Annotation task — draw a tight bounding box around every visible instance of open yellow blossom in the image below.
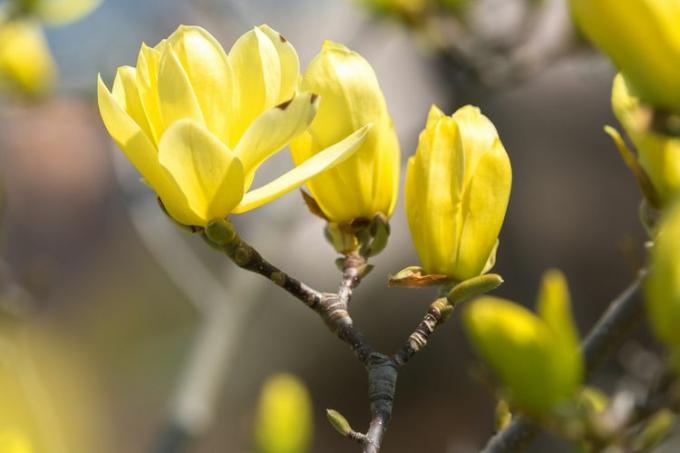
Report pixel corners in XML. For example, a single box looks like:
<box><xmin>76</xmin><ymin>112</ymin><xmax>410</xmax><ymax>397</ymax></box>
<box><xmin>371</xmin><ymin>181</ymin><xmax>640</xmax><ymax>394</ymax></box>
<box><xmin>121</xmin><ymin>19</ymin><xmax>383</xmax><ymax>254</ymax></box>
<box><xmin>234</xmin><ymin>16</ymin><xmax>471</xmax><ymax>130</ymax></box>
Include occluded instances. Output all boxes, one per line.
<box><xmin>98</xmin><ymin>25</ymin><xmax>369</xmax><ymax>227</ymax></box>
<box><xmin>465</xmin><ymin>270</ymin><xmax>583</xmax><ymax>414</ymax></box>
<box><xmin>290</xmin><ymin>41</ymin><xmax>400</xmax><ymax>222</ymax></box>
<box><xmin>0</xmin><ymin>19</ymin><xmax>56</xmax><ymax>95</ymax></box>
<box><xmin>569</xmin><ymin>0</ymin><xmax>680</xmax><ymax>113</ymax></box>
<box><xmin>405</xmin><ymin>105</ymin><xmax>511</xmax><ymax>281</ymax></box>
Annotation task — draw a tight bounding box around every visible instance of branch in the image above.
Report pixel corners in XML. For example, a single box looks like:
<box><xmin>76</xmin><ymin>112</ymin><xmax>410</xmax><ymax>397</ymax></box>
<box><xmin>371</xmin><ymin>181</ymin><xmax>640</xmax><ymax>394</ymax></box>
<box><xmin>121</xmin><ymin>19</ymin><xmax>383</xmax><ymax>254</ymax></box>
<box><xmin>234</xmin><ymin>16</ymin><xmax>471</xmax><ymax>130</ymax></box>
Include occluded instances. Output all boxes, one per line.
<box><xmin>481</xmin><ymin>273</ymin><xmax>645</xmax><ymax>453</ymax></box>
<box><xmin>203</xmin><ymin>222</ymin><xmax>486</xmax><ymax>453</ymax></box>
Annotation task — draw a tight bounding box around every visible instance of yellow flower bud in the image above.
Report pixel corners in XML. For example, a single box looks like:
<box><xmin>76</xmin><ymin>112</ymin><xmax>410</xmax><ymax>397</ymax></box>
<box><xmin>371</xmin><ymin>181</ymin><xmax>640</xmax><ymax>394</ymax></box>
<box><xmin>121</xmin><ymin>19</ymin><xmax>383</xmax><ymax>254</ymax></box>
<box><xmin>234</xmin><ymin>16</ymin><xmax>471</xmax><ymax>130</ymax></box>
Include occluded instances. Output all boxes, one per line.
<box><xmin>290</xmin><ymin>41</ymin><xmax>400</xmax><ymax>223</ymax></box>
<box><xmin>405</xmin><ymin>105</ymin><xmax>511</xmax><ymax>281</ymax></box>
<box><xmin>646</xmin><ymin>203</ymin><xmax>680</xmax><ymax>370</ymax></box>
<box><xmin>33</xmin><ymin>0</ymin><xmax>101</xmax><ymax>26</ymax></box>
<box><xmin>464</xmin><ymin>270</ymin><xmax>583</xmax><ymax>414</ymax></box>
<box><xmin>0</xmin><ymin>20</ymin><xmax>56</xmax><ymax>95</ymax></box>
<box><xmin>611</xmin><ymin>73</ymin><xmax>680</xmax><ymax>204</ymax></box>
<box><xmin>98</xmin><ymin>26</ymin><xmax>369</xmax><ymax>227</ymax></box>
<box><xmin>254</xmin><ymin>373</ymin><xmax>313</xmax><ymax>453</ymax></box>
<box><xmin>569</xmin><ymin>0</ymin><xmax>680</xmax><ymax>113</ymax></box>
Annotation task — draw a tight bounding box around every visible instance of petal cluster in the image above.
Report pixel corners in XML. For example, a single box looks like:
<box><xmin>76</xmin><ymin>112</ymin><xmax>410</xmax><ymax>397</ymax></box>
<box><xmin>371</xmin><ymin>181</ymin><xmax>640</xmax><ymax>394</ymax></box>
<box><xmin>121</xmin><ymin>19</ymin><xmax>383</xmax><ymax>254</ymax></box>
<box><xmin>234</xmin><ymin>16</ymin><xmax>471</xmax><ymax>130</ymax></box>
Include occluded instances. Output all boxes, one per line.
<box><xmin>98</xmin><ymin>25</ymin><xmax>368</xmax><ymax>226</ymax></box>
<box><xmin>569</xmin><ymin>0</ymin><xmax>680</xmax><ymax>113</ymax></box>
<box><xmin>405</xmin><ymin>105</ymin><xmax>511</xmax><ymax>280</ymax></box>
<box><xmin>290</xmin><ymin>41</ymin><xmax>400</xmax><ymax>222</ymax></box>
<box><xmin>464</xmin><ymin>271</ymin><xmax>583</xmax><ymax>414</ymax></box>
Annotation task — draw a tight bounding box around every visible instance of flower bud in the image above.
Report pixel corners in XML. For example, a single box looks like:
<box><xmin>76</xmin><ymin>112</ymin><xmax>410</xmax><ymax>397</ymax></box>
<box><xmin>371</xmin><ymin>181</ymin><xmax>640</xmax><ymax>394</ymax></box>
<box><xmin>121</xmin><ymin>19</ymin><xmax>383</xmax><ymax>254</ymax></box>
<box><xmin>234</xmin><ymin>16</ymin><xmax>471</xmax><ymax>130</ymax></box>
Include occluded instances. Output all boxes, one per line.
<box><xmin>254</xmin><ymin>373</ymin><xmax>313</xmax><ymax>453</ymax></box>
<box><xmin>646</xmin><ymin>202</ymin><xmax>680</xmax><ymax>371</ymax></box>
<box><xmin>290</xmin><ymin>41</ymin><xmax>400</xmax><ymax>223</ymax></box>
<box><xmin>464</xmin><ymin>270</ymin><xmax>582</xmax><ymax>414</ymax></box>
<box><xmin>405</xmin><ymin>105</ymin><xmax>511</xmax><ymax>281</ymax></box>
<box><xmin>0</xmin><ymin>20</ymin><xmax>55</xmax><ymax>95</ymax></box>
<box><xmin>611</xmin><ymin>73</ymin><xmax>680</xmax><ymax>204</ymax></box>
<box><xmin>569</xmin><ymin>0</ymin><xmax>680</xmax><ymax>113</ymax></box>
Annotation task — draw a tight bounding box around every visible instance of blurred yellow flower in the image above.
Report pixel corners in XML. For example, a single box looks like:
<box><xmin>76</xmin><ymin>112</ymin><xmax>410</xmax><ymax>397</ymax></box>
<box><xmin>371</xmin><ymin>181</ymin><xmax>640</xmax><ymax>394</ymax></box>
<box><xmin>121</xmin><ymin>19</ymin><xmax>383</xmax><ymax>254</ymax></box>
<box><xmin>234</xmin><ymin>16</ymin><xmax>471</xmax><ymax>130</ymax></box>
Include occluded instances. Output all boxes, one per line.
<box><xmin>611</xmin><ymin>73</ymin><xmax>680</xmax><ymax>204</ymax></box>
<box><xmin>646</xmin><ymin>203</ymin><xmax>680</xmax><ymax>369</ymax></box>
<box><xmin>0</xmin><ymin>19</ymin><xmax>56</xmax><ymax>95</ymax></box>
<box><xmin>464</xmin><ymin>270</ymin><xmax>583</xmax><ymax>414</ymax></box>
<box><xmin>98</xmin><ymin>25</ymin><xmax>369</xmax><ymax>227</ymax></box>
<box><xmin>254</xmin><ymin>373</ymin><xmax>313</xmax><ymax>453</ymax></box>
<box><xmin>31</xmin><ymin>0</ymin><xmax>101</xmax><ymax>25</ymax></box>
<box><xmin>569</xmin><ymin>0</ymin><xmax>680</xmax><ymax>113</ymax></box>
<box><xmin>0</xmin><ymin>429</ymin><xmax>34</xmax><ymax>453</ymax></box>
<box><xmin>405</xmin><ymin>105</ymin><xmax>511</xmax><ymax>281</ymax></box>
<box><xmin>0</xmin><ymin>324</ymin><xmax>109</xmax><ymax>453</ymax></box>
<box><xmin>290</xmin><ymin>41</ymin><xmax>400</xmax><ymax>223</ymax></box>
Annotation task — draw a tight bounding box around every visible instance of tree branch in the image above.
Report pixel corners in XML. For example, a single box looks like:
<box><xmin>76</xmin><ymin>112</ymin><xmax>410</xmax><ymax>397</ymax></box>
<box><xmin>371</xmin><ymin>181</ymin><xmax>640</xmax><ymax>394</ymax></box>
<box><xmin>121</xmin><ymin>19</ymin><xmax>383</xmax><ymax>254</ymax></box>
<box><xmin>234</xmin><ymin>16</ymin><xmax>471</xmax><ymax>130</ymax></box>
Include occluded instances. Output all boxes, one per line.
<box><xmin>481</xmin><ymin>273</ymin><xmax>645</xmax><ymax>453</ymax></box>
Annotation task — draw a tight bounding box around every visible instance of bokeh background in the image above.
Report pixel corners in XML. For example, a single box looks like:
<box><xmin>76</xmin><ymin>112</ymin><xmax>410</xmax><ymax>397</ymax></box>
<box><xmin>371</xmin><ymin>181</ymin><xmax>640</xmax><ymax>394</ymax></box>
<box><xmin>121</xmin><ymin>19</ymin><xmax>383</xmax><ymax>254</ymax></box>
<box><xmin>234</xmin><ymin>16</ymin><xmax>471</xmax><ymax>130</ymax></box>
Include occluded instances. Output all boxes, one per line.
<box><xmin>0</xmin><ymin>0</ymin><xmax>665</xmax><ymax>451</ymax></box>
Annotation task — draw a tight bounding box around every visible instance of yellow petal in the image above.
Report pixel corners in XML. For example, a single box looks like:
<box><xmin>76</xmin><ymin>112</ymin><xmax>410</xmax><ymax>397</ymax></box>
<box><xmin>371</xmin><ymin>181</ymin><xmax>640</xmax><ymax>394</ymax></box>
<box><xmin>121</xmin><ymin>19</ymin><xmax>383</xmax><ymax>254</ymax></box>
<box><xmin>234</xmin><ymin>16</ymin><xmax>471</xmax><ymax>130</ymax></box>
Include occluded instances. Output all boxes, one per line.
<box><xmin>569</xmin><ymin>0</ymin><xmax>680</xmax><ymax>112</ymax></box>
<box><xmin>646</xmin><ymin>203</ymin><xmax>680</xmax><ymax>350</ymax></box>
<box><xmin>157</xmin><ymin>119</ymin><xmax>244</xmax><ymax>222</ymax></box>
<box><xmin>157</xmin><ymin>46</ymin><xmax>205</xmax><ymax>131</ymax></box>
<box><xmin>257</xmin><ymin>25</ymin><xmax>300</xmax><ymax>102</ymax></box>
<box><xmin>167</xmin><ymin>25</ymin><xmax>233</xmax><ymax>142</ymax></box>
<box><xmin>455</xmin><ymin>138</ymin><xmax>512</xmax><ymax>278</ymax></box>
<box><xmin>112</xmin><ymin>66</ymin><xmax>155</xmax><ymax>144</ymax></box>
<box><xmin>405</xmin><ymin>115</ymin><xmax>464</xmax><ymax>276</ymax></box>
<box><xmin>35</xmin><ymin>0</ymin><xmax>101</xmax><ymax>25</ymax></box>
<box><xmin>135</xmin><ymin>43</ymin><xmax>164</xmax><ymax>144</ymax></box>
<box><xmin>537</xmin><ymin>270</ymin><xmax>583</xmax><ymax>394</ymax></box>
<box><xmin>235</xmin><ymin>91</ymin><xmax>319</xmax><ymax>184</ymax></box>
<box><xmin>228</xmin><ymin>27</ymin><xmax>283</xmax><ymax>146</ymax></box>
<box><xmin>233</xmin><ymin>125</ymin><xmax>370</xmax><ymax>214</ymax></box>
<box><xmin>97</xmin><ymin>75</ymin><xmax>200</xmax><ymax>225</ymax></box>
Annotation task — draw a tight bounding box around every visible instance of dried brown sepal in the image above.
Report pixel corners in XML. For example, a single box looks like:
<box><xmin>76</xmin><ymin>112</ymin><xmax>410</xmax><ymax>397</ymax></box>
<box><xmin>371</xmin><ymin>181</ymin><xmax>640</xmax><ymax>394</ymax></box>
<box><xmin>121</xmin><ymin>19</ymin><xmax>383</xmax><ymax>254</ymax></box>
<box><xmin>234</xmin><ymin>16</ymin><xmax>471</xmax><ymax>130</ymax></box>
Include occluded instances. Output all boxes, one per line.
<box><xmin>387</xmin><ymin>266</ymin><xmax>451</xmax><ymax>288</ymax></box>
<box><xmin>300</xmin><ymin>189</ymin><xmax>329</xmax><ymax>221</ymax></box>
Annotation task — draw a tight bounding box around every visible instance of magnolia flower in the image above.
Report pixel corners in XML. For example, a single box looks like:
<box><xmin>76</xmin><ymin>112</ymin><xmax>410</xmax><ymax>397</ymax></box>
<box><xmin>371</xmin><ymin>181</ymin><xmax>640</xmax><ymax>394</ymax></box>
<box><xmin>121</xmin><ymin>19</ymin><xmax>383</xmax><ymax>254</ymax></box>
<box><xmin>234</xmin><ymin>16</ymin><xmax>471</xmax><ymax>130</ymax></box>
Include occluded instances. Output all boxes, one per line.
<box><xmin>610</xmin><ymin>73</ymin><xmax>680</xmax><ymax>204</ymax></box>
<box><xmin>405</xmin><ymin>105</ymin><xmax>511</xmax><ymax>281</ymax></box>
<box><xmin>0</xmin><ymin>20</ymin><xmax>55</xmax><ymax>95</ymax></box>
<box><xmin>646</xmin><ymin>203</ymin><xmax>680</xmax><ymax>372</ymax></box>
<box><xmin>290</xmin><ymin>41</ymin><xmax>400</xmax><ymax>223</ymax></box>
<box><xmin>569</xmin><ymin>0</ymin><xmax>680</xmax><ymax>113</ymax></box>
<box><xmin>0</xmin><ymin>0</ymin><xmax>100</xmax><ymax>95</ymax></box>
<box><xmin>98</xmin><ymin>25</ymin><xmax>368</xmax><ymax>226</ymax></box>
<box><xmin>465</xmin><ymin>270</ymin><xmax>583</xmax><ymax>414</ymax></box>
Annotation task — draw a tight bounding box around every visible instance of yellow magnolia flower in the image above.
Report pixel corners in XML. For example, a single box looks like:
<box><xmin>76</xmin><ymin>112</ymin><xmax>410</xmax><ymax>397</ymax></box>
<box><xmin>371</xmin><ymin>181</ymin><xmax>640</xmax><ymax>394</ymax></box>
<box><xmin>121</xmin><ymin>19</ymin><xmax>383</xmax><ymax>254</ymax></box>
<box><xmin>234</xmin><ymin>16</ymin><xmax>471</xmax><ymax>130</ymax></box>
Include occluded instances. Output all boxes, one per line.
<box><xmin>0</xmin><ymin>19</ymin><xmax>56</xmax><ymax>95</ymax></box>
<box><xmin>254</xmin><ymin>373</ymin><xmax>313</xmax><ymax>453</ymax></box>
<box><xmin>646</xmin><ymin>203</ymin><xmax>680</xmax><ymax>369</ymax></box>
<box><xmin>569</xmin><ymin>0</ymin><xmax>680</xmax><ymax>113</ymax></box>
<box><xmin>611</xmin><ymin>73</ymin><xmax>680</xmax><ymax>204</ymax></box>
<box><xmin>31</xmin><ymin>0</ymin><xmax>102</xmax><ymax>25</ymax></box>
<box><xmin>405</xmin><ymin>105</ymin><xmax>511</xmax><ymax>281</ymax></box>
<box><xmin>290</xmin><ymin>41</ymin><xmax>400</xmax><ymax>223</ymax></box>
<box><xmin>464</xmin><ymin>270</ymin><xmax>583</xmax><ymax>414</ymax></box>
<box><xmin>98</xmin><ymin>25</ymin><xmax>369</xmax><ymax>227</ymax></box>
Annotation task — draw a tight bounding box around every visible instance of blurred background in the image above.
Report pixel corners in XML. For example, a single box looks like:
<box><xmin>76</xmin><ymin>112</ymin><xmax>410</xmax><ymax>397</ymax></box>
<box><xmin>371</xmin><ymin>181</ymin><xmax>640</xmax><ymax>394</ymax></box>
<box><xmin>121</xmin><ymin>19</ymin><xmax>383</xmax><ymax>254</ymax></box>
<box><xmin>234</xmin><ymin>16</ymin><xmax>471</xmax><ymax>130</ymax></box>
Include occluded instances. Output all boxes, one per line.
<box><xmin>0</xmin><ymin>0</ymin><xmax>662</xmax><ymax>451</ymax></box>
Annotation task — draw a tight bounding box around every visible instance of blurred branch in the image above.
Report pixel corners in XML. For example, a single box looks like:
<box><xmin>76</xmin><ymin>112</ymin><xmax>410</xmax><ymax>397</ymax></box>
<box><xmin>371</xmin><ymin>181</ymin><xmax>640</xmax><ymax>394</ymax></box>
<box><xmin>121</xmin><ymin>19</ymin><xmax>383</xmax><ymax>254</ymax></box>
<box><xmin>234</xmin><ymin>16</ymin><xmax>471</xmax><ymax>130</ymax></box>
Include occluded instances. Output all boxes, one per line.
<box><xmin>481</xmin><ymin>272</ymin><xmax>645</xmax><ymax>453</ymax></box>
